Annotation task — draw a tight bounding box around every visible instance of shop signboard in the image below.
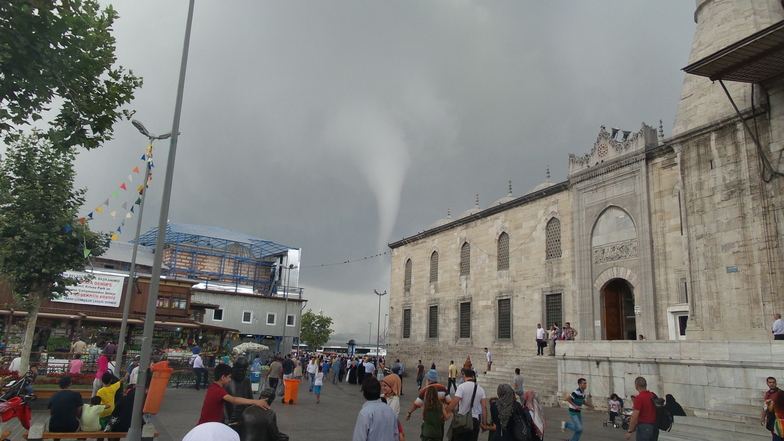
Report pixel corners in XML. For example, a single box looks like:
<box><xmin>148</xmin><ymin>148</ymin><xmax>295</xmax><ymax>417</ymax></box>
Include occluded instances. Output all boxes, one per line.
<box><xmin>52</xmin><ymin>271</ymin><xmax>125</xmax><ymax>308</ymax></box>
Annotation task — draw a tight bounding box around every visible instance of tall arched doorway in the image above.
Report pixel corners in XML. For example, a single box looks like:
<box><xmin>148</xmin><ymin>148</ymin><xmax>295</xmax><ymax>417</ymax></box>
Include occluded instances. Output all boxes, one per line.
<box><xmin>603</xmin><ymin>278</ymin><xmax>636</xmax><ymax>340</ymax></box>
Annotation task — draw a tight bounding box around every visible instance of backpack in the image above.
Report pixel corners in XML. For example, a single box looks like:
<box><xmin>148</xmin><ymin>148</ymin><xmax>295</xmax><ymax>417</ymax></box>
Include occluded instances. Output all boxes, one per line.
<box><xmin>653</xmin><ymin>395</ymin><xmax>673</xmax><ymax>432</ymax></box>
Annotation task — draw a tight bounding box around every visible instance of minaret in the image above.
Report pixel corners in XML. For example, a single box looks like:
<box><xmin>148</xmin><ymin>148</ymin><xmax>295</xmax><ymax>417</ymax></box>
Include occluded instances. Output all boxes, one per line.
<box><xmin>672</xmin><ymin>0</ymin><xmax>784</xmax><ymax>137</ymax></box>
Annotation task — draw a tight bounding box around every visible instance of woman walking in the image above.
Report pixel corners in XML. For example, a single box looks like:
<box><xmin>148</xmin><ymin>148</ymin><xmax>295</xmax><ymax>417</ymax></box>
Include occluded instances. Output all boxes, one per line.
<box><xmin>347</xmin><ymin>360</ymin><xmax>358</xmax><ymax>385</ymax></box>
<box><xmin>489</xmin><ymin>384</ymin><xmax>525</xmax><ymax>441</ymax></box>
<box><xmin>420</xmin><ymin>384</ymin><xmax>449</xmax><ymax>441</ymax></box>
<box><xmin>381</xmin><ymin>373</ymin><xmax>401</xmax><ymax>418</ymax></box>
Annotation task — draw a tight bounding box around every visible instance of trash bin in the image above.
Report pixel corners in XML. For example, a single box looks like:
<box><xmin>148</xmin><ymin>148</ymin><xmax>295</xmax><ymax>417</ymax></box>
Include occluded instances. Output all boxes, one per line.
<box><xmin>143</xmin><ymin>361</ymin><xmax>173</xmax><ymax>414</ymax></box>
<box><xmin>250</xmin><ymin>372</ymin><xmax>261</xmax><ymax>382</ymax></box>
<box><xmin>282</xmin><ymin>378</ymin><xmax>301</xmax><ymax>405</ymax></box>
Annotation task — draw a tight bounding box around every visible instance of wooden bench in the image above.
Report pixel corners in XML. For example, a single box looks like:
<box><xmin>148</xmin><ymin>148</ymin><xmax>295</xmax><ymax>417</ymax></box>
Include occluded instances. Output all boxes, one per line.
<box><xmin>1</xmin><ymin>430</ymin><xmax>12</xmax><ymax>440</ymax></box>
<box><xmin>23</xmin><ymin>422</ymin><xmax>158</xmax><ymax>441</ymax></box>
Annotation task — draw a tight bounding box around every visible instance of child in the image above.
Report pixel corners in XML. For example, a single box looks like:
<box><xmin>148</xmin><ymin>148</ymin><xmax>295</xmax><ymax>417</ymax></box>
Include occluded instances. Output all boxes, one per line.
<box><xmin>484</xmin><ymin>396</ymin><xmax>499</xmax><ymax>440</ymax></box>
<box><xmin>608</xmin><ymin>393</ymin><xmax>622</xmax><ymax>425</ymax></box>
<box><xmin>197</xmin><ymin>363</ymin><xmax>269</xmax><ymax>425</ymax></box>
<box><xmin>96</xmin><ymin>371</ymin><xmax>128</xmax><ymax>428</ymax></box>
<box><xmin>420</xmin><ymin>385</ymin><xmax>449</xmax><ymax>441</ymax></box>
<box><xmin>314</xmin><ymin>370</ymin><xmax>324</xmax><ymax>404</ymax></box>
<box><xmin>69</xmin><ymin>354</ymin><xmax>83</xmax><ymax>375</ymax></box>
<box><xmin>80</xmin><ymin>395</ymin><xmax>109</xmax><ymax>431</ymax></box>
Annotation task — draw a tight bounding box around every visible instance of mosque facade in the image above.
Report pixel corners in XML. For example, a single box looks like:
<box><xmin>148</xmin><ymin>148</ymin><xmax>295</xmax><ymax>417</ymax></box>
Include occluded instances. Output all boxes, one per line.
<box><xmin>387</xmin><ymin>2</ymin><xmax>784</xmax><ymax>425</ymax></box>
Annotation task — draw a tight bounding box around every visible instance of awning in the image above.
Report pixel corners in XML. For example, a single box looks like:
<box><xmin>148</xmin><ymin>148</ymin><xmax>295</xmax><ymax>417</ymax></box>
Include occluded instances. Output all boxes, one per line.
<box><xmin>683</xmin><ymin>19</ymin><xmax>784</xmax><ymax>83</ymax></box>
<box><xmin>190</xmin><ymin>300</ymin><xmax>220</xmax><ymax>309</ymax></box>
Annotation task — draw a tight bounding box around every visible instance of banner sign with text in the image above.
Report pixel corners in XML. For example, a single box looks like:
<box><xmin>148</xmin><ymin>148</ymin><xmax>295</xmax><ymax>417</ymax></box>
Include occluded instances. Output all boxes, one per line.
<box><xmin>52</xmin><ymin>271</ymin><xmax>125</xmax><ymax>308</ymax></box>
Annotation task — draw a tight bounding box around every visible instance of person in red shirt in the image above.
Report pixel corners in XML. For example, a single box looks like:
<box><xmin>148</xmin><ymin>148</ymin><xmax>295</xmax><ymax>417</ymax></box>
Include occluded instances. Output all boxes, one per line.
<box><xmin>762</xmin><ymin>377</ymin><xmax>784</xmax><ymax>440</ymax></box>
<box><xmin>626</xmin><ymin>376</ymin><xmax>658</xmax><ymax>441</ymax></box>
<box><xmin>197</xmin><ymin>363</ymin><xmax>269</xmax><ymax>425</ymax></box>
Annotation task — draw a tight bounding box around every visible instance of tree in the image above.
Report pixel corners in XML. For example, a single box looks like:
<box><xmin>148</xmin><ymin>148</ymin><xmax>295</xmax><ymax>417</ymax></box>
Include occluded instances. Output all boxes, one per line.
<box><xmin>299</xmin><ymin>309</ymin><xmax>334</xmax><ymax>351</ymax></box>
<box><xmin>0</xmin><ymin>0</ymin><xmax>142</xmax><ymax>150</ymax></box>
<box><xmin>0</xmin><ymin>133</ymin><xmax>107</xmax><ymax>373</ymax></box>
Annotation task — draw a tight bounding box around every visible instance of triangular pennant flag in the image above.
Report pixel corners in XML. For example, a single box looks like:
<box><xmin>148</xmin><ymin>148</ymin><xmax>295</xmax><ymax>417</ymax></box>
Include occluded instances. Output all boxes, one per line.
<box><xmin>135</xmin><ymin>198</ymin><xmax>142</xmax><ymax>205</ymax></box>
<box><xmin>130</xmin><ymin>206</ymin><xmax>135</xmax><ymax>213</ymax></box>
<box><xmin>128</xmin><ymin>174</ymin><xmax>133</xmax><ymax>183</ymax></box>
<box><xmin>150</xmin><ymin>161</ymin><xmax>154</xmax><ymax>168</ymax></box>
<box><xmin>120</xmin><ymin>183</ymin><xmax>127</xmax><ymax>191</ymax></box>
<box><xmin>110</xmin><ymin>211</ymin><xmax>116</xmax><ymax>218</ymax></box>
<box><xmin>132</xmin><ymin>166</ymin><xmax>140</xmax><ymax>173</ymax></box>
<box><xmin>103</xmin><ymin>199</ymin><xmax>109</xmax><ymax>206</ymax></box>
<box><xmin>65</xmin><ymin>225</ymin><xmax>72</xmax><ymax>233</ymax></box>
<box><xmin>126</xmin><ymin>212</ymin><xmax>132</xmax><ymax>219</ymax></box>
<box><xmin>122</xmin><ymin>202</ymin><xmax>128</xmax><ymax>209</ymax></box>
<box><xmin>116</xmin><ymin>226</ymin><xmax>122</xmax><ymax>233</ymax></box>
<box><xmin>87</xmin><ymin>213</ymin><xmax>93</xmax><ymax>219</ymax></box>
<box><xmin>141</xmin><ymin>154</ymin><xmax>146</xmax><ymax>161</ymax></box>
<box><xmin>111</xmin><ymin>233</ymin><xmax>119</xmax><ymax>241</ymax></box>
<box><xmin>111</xmin><ymin>191</ymin><xmax>118</xmax><ymax>199</ymax></box>
<box><xmin>95</xmin><ymin>206</ymin><xmax>103</xmax><ymax>214</ymax></box>
<box><xmin>78</xmin><ymin>218</ymin><xmax>85</xmax><ymax>224</ymax></box>
<box><xmin>137</xmin><ymin>185</ymin><xmax>143</xmax><ymax>192</ymax></box>
<box><xmin>83</xmin><ymin>249</ymin><xmax>91</xmax><ymax>258</ymax></box>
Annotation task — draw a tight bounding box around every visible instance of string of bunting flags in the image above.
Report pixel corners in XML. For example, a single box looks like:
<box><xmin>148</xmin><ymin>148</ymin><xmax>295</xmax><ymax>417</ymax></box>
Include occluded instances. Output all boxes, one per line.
<box><xmin>70</xmin><ymin>144</ymin><xmax>156</xmax><ymax>257</ymax></box>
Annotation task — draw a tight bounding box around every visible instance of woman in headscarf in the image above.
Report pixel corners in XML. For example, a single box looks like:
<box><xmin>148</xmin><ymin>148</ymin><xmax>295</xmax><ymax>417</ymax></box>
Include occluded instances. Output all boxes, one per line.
<box><xmin>490</xmin><ymin>384</ymin><xmax>524</xmax><ymax>441</ymax></box>
<box><xmin>347</xmin><ymin>360</ymin><xmax>358</xmax><ymax>385</ymax></box>
<box><xmin>523</xmin><ymin>390</ymin><xmax>546</xmax><ymax>440</ymax></box>
<box><xmin>381</xmin><ymin>373</ymin><xmax>401</xmax><ymax>417</ymax></box>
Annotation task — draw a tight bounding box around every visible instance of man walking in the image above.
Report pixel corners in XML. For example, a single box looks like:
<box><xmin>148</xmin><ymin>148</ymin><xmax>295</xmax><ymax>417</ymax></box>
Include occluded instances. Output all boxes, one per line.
<box><xmin>484</xmin><ymin>347</ymin><xmax>492</xmax><ymax>373</ymax></box>
<box><xmin>761</xmin><ymin>376</ymin><xmax>784</xmax><ymax>440</ymax></box>
<box><xmin>536</xmin><ymin>323</ymin><xmax>546</xmax><ymax>355</ymax></box>
<box><xmin>563</xmin><ymin>322</ymin><xmax>578</xmax><ymax>340</ymax></box>
<box><xmin>70</xmin><ymin>336</ymin><xmax>86</xmax><ymax>354</ymax></box>
<box><xmin>191</xmin><ymin>350</ymin><xmax>208</xmax><ymax>391</ymax></box>
<box><xmin>445</xmin><ymin>368</ymin><xmax>487</xmax><ymax>441</ymax></box>
<box><xmin>281</xmin><ymin>354</ymin><xmax>295</xmax><ymax>380</ymax></box>
<box><xmin>773</xmin><ymin>314</ymin><xmax>784</xmax><ymax>340</ymax></box>
<box><xmin>352</xmin><ymin>377</ymin><xmax>399</xmax><ymax>441</ymax></box>
<box><xmin>447</xmin><ymin>360</ymin><xmax>458</xmax><ymax>395</ymax></box>
<box><xmin>416</xmin><ymin>360</ymin><xmax>425</xmax><ymax>390</ymax></box>
<box><xmin>625</xmin><ymin>376</ymin><xmax>658</xmax><ymax>441</ymax></box>
<box><xmin>265</xmin><ymin>357</ymin><xmax>282</xmax><ymax>392</ymax></box>
<box><xmin>561</xmin><ymin>377</ymin><xmax>595</xmax><ymax>441</ymax></box>
<box><xmin>331</xmin><ymin>357</ymin><xmax>341</xmax><ymax>384</ymax></box>
<box><xmin>391</xmin><ymin>358</ymin><xmax>404</xmax><ymax>395</ymax></box>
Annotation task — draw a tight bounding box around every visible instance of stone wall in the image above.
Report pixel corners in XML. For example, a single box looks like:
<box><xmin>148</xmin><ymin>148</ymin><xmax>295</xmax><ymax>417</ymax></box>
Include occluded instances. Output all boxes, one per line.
<box><xmin>556</xmin><ymin>340</ymin><xmax>783</xmax><ymax>422</ymax></box>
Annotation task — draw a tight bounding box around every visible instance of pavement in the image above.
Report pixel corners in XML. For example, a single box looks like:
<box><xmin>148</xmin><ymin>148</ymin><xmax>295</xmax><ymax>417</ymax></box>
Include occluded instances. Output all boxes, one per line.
<box><xmin>0</xmin><ymin>373</ymin><xmax>647</xmax><ymax>441</ymax></box>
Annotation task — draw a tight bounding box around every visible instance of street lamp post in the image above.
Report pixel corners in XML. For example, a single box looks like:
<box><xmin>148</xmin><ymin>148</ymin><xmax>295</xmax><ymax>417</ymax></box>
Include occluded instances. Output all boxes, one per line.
<box><xmin>368</xmin><ymin>322</ymin><xmax>372</xmax><ymax>347</ymax></box>
<box><xmin>374</xmin><ymin>290</ymin><xmax>386</xmax><ymax>358</ymax></box>
<box><xmin>126</xmin><ymin>1</ymin><xmax>195</xmax><ymax>440</ymax></box>
<box><xmin>116</xmin><ymin>121</ymin><xmax>171</xmax><ymax>371</ymax></box>
<box><xmin>280</xmin><ymin>264</ymin><xmax>297</xmax><ymax>354</ymax></box>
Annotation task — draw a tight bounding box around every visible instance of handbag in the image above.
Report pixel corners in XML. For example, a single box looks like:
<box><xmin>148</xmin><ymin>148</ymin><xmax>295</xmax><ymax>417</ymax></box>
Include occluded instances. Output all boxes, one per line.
<box><xmin>510</xmin><ymin>404</ymin><xmax>533</xmax><ymax>441</ymax></box>
<box><xmin>449</xmin><ymin>383</ymin><xmax>477</xmax><ymax>436</ymax></box>
<box><xmin>766</xmin><ymin>411</ymin><xmax>776</xmax><ymax>432</ymax></box>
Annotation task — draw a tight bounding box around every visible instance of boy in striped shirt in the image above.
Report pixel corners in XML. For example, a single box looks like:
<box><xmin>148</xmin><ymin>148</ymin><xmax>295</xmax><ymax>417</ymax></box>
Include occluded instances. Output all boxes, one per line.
<box><xmin>561</xmin><ymin>378</ymin><xmax>595</xmax><ymax>440</ymax></box>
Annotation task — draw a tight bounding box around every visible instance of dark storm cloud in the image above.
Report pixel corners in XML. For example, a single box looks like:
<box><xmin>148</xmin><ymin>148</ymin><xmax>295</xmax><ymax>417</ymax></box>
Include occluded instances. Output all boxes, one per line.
<box><xmin>75</xmin><ymin>1</ymin><xmax>695</xmax><ymax>335</ymax></box>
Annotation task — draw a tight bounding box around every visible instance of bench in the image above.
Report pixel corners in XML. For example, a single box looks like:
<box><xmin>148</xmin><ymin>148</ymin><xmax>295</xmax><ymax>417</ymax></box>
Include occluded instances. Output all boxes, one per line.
<box><xmin>1</xmin><ymin>430</ymin><xmax>12</xmax><ymax>441</ymax></box>
<box><xmin>23</xmin><ymin>421</ymin><xmax>158</xmax><ymax>441</ymax></box>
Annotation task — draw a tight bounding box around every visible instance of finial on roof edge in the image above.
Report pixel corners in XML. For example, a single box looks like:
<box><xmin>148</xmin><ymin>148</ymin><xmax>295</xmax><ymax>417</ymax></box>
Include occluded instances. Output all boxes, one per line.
<box><xmin>447</xmin><ymin>208</ymin><xmax>451</xmax><ymax>219</ymax></box>
<box><xmin>546</xmin><ymin>166</ymin><xmax>551</xmax><ymax>182</ymax></box>
<box><xmin>475</xmin><ymin>194</ymin><xmax>479</xmax><ymax>209</ymax></box>
<box><xmin>508</xmin><ymin>180</ymin><xmax>513</xmax><ymax>197</ymax></box>
<box><xmin>659</xmin><ymin>119</ymin><xmax>664</xmax><ymax>139</ymax></box>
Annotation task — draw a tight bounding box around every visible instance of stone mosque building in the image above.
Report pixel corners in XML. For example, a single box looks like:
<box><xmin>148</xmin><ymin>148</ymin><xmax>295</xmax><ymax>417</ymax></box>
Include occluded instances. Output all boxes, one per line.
<box><xmin>387</xmin><ymin>1</ymin><xmax>784</xmax><ymax>436</ymax></box>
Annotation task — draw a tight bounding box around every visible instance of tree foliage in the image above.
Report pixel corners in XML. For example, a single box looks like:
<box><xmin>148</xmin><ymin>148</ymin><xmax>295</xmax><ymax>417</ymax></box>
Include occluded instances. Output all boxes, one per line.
<box><xmin>0</xmin><ymin>0</ymin><xmax>142</xmax><ymax>150</ymax></box>
<box><xmin>0</xmin><ymin>133</ymin><xmax>107</xmax><ymax>371</ymax></box>
<box><xmin>299</xmin><ymin>309</ymin><xmax>334</xmax><ymax>351</ymax></box>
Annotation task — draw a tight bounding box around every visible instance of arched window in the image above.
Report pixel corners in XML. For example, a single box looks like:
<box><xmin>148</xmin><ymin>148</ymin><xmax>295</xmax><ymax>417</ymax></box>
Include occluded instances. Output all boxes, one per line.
<box><xmin>404</xmin><ymin>259</ymin><xmax>412</xmax><ymax>293</ymax></box>
<box><xmin>545</xmin><ymin>218</ymin><xmax>562</xmax><ymax>260</ymax></box>
<box><xmin>460</xmin><ymin>242</ymin><xmax>471</xmax><ymax>276</ymax></box>
<box><xmin>497</xmin><ymin>232</ymin><xmax>509</xmax><ymax>271</ymax></box>
<box><xmin>429</xmin><ymin>251</ymin><xmax>439</xmax><ymax>283</ymax></box>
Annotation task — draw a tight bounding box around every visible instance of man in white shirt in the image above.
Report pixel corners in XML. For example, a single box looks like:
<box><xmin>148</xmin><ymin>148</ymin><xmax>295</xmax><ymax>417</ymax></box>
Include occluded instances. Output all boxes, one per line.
<box><xmin>536</xmin><ymin>323</ymin><xmax>547</xmax><ymax>355</ymax></box>
<box><xmin>483</xmin><ymin>347</ymin><xmax>492</xmax><ymax>373</ymax></box>
<box><xmin>363</xmin><ymin>358</ymin><xmax>376</xmax><ymax>379</ymax></box>
<box><xmin>773</xmin><ymin>313</ymin><xmax>784</xmax><ymax>340</ymax></box>
<box><xmin>192</xmin><ymin>352</ymin><xmax>208</xmax><ymax>391</ymax></box>
<box><xmin>445</xmin><ymin>368</ymin><xmax>487</xmax><ymax>441</ymax></box>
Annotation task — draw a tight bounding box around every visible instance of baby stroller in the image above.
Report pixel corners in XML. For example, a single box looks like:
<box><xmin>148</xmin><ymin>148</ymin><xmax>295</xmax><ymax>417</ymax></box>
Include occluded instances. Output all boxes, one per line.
<box><xmin>0</xmin><ymin>370</ymin><xmax>37</xmax><ymax>431</ymax></box>
<box><xmin>603</xmin><ymin>396</ymin><xmax>633</xmax><ymax>429</ymax></box>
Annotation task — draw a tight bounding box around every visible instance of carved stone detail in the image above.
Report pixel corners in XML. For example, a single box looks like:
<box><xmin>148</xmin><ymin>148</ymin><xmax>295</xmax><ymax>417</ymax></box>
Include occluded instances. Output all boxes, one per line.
<box><xmin>592</xmin><ymin>239</ymin><xmax>638</xmax><ymax>264</ymax></box>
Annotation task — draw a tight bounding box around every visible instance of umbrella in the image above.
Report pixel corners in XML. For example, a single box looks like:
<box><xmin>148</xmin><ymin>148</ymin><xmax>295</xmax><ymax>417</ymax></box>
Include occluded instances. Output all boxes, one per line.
<box><xmin>232</xmin><ymin>342</ymin><xmax>269</xmax><ymax>354</ymax></box>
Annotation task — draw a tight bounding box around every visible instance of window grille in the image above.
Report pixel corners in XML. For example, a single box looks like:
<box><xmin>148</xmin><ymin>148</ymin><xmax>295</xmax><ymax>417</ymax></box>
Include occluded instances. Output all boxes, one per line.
<box><xmin>266</xmin><ymin>313</ymin><xmax>276</xmax><ymax>325</ymax></box>
<box><xmin>242</xmin><ymin>311</ymin><xmax>252</xmax><ymax>323</ymax></box>
<box><xmin>545</xmin><ymin>293</ymin><xmax>562</xmax><ymax>328</ymax></box>
<box><xmin>459</xmin><ymin>302</ymin><xmax>471</xmax><ymax>338</ymax></box>
<box><xmin>286</xmin><ymin>315</ymin><xmax>295</xmax><ymax>326</ymax></box>
<box><xmin>498</xmin><ymin>299</ymin><xmax>511</xmax><ymax>339</ymax></box>
<box><xmin>545</xmin><ymin>218</ymin><xmax>562</xmax><ymax>259</ymax></box>
<box><xmin>430</xmin><ymin>251</ymin><xmax>439</xmax><ymax>283</ymax></box>
<box><xmin>403</xmin><ymin>309</ymin><xmax>411</xmax><ymax>338</ymax></box>
<box><xmin>213</xmin><ymin>309</ymin><xmax>224</xmax><ymax>321</ymax></box>
<box><xmin>497</xmin><ymin>232</ymin><xmax>509</xmax><ymax>271</ymax></box>
<box><xmin>404</xmin><ymin>259</ymin><xmax>412</xmax><ymax>293</ymax></box>
<box><xmin>460</xmin><ymin>242</ymin><xmax>471</xmax><ymax>276</ymax></box>
<box><xmin>428</xmin><ymin>305</ymin><xmax>439</xmax><ymax>338</ymax></box>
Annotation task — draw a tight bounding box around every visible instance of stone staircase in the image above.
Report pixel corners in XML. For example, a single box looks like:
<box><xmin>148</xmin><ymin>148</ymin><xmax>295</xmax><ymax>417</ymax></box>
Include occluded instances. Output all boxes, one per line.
<box><xmin>475</xmin><ymin>354</ymin><xmax>560</xmax><ymax>407</ymax></box>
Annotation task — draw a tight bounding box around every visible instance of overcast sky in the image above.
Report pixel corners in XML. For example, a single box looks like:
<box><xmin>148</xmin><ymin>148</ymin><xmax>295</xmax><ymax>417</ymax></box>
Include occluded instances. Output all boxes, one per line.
<box><xmin>73</xmin><ymin>1</ymin><xmax>696</xmax><ymax>340</ymax></box>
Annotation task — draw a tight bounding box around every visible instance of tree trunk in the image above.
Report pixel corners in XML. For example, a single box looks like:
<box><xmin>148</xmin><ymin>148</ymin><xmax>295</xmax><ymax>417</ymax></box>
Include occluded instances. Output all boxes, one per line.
<box><xmin>19</xmin><ymin>293</ymin><xmax>41</xmax><ymax>374</ymax></box>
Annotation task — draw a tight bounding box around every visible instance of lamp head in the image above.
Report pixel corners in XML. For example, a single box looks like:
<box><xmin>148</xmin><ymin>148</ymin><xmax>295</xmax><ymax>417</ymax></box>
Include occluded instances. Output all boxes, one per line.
<box><xmin>132</xmin><ymin>120</ymin><xmax>150</xmax><ymax>137</ymax></box>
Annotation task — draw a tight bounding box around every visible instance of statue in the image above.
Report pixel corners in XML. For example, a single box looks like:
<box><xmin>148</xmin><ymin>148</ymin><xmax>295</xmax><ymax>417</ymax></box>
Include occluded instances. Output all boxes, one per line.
<box><xmin>241</xmin><ymin>387</ymin><xmax>288</xmax><ymax>441</ymax></box>
<box><xmin>224</xmin><ymin>356</ymin><xmax>253</xmax><ymax>430</ymax></box>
